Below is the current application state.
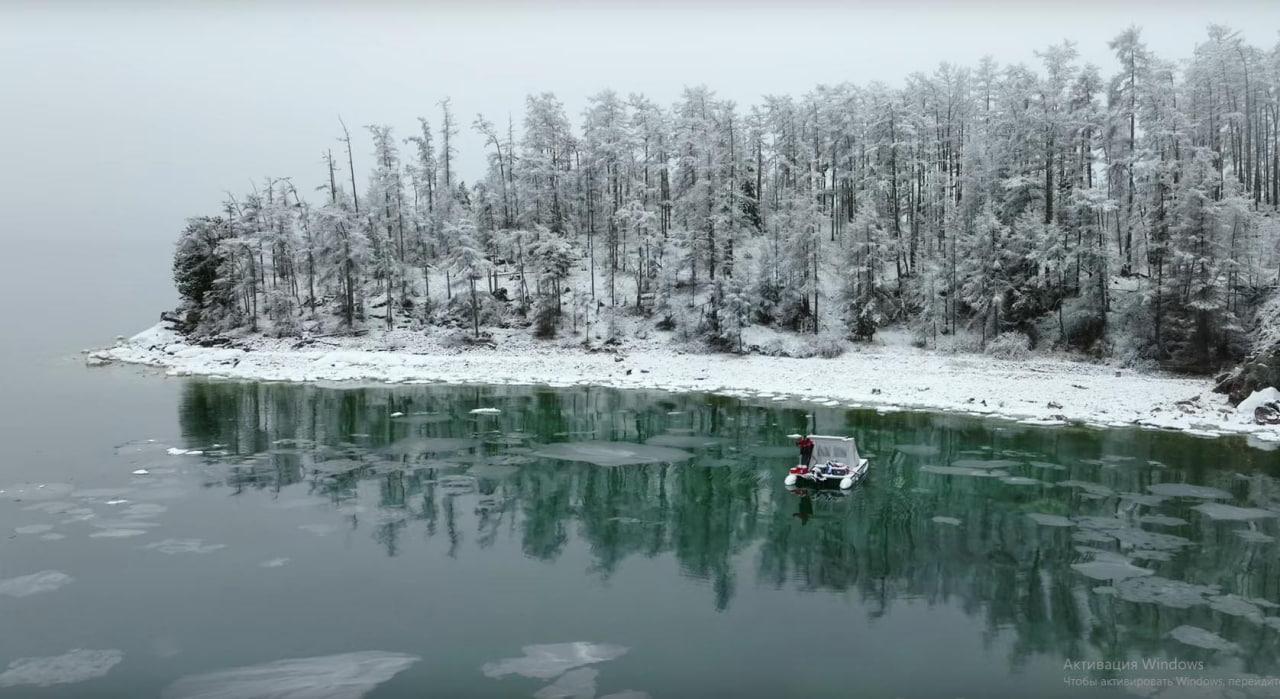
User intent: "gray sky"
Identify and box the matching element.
[2,0,1278,247]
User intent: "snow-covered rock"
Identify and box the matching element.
[1237,387,1280,425]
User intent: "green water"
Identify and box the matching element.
[2,376,1279,698]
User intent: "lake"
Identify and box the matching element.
[2,369,1279,697]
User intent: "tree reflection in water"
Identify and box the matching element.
[179,380,1280,676]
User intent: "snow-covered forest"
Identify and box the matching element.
[172,26,1280,376]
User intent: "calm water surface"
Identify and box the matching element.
[2,367,1279,698]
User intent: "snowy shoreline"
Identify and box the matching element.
[91,324,1280,448]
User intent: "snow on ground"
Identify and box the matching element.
[90,323,1280,448]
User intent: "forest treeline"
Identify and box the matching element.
[173,26,1280,374]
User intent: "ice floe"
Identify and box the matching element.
[919,465,1008,478]
[0,570,73,597]
[532,442,693,467]
[1191,503,1278,521]
[1168,625,1239,653]
[0,483,74,501]
[533,668,598,699]
[0,649,123,688]
[481,642,629,680]
[90,529,149,539]
[1071,557,1154,581]
[1113,576,1220,609]
[1138,515,1188,527]
[1026,513,1075,527]
[144,539,226,555]
[1056,481,1116,498]
[642,434,722,449]
[894,445,941,457]
[1145,483,1231,500]
[162,650,419,699]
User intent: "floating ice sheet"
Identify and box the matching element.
[533,442,692,467]
[1168,625,1239,653]
[1027,513,1074,527]
[533,668,598,699]
[951,459,1022,470]
[145,539,226,555]
[894,445,941,457]
[1192,503,1278,521]
[382,437,479,456]
[920,466,1008,478]
[1,483,74,501]
[1072,556,1154,581]
[162,650,419,699]
[1146,483,1231,500]
[389,412,451,425]
[643,434,721,449]
[1056,481,1116,497]
[0,570,72,597]
[0,649,123,688]
[481,642,629,680]
[1139,515,1188,527]
[1209,594,1264,622]
[90,529,148,539]
[1113,576,1219,609]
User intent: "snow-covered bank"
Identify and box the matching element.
[91,324,1280,448]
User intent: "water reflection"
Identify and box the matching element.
[176,380,1280,684]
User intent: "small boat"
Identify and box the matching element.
[783,435,869,490]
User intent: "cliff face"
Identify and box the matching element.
[1216,291,1280,407]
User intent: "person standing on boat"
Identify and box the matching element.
[796,435,815,468]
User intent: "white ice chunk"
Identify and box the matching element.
[1027,513,1075,527]
[0,570,73,597]
[533,442,692,467]
[90,529,148,539]
[533,668,598,699]
[0,649,123,688]
[481,642,629,680]
[1168,625,1240,653]
[1072,559,1154,581]
[144,539,226,555]
[643,434,721,449]
[1192,503,1278,521]
[1146,483,1231,500]
[162,651,419,699]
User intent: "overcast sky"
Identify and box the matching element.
[2,0,1278,247]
